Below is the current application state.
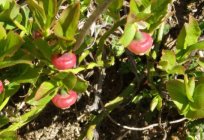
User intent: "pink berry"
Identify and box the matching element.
[127,32,153,55]
[51,52,77,70]
[52,90,78,109]
[0,81,4,94]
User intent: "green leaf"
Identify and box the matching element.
[10,67,41,84]
[33,39,52,61]
[84,0,91,5]
[63,73,77,90]
[191,83,204,110]
[52,72,87,92]
[63,67,85,74]
[73,77,88,93]
[170,65,185,74]
[119,23,137,47]
[0,24,6,40]
[0,83,20,111]
[86,62,100,69]
[0,0,12,10]
[21,5,31,31]
[184,76,195,102]
[140,0,151,8]
[150,95,162,112]
[157,51,184,73]
[131,94,144,104]
[52,72,69,80]
[156,95,162,111]
[197,58,204,68]
[97,0,123,12]
[166,80,189,114]
[32,88,58,106]
[157,50,176,72]
[54,2,80,41]
[186,40,204,54]
[150,96,159,112]
[39,0,57,20]
[0,92,3,104]
[78,50,90,64]
[109,0,123,12]
[4,83,20,99]
[0,116,9,128]
[26,81,58,106]
[21,37,46,61]
[177,40,204,60]
[127,0,153,24]
[148,0,172,32]
[0,131,17,140]
[176,16,201,50]
[133,0,151,9]
[34,81,55,101]
[26,0,46,30]
[21,5,30,24]
[186,109,204,119]
[62,62,103,74]
[130,0,139,14]
[0,1,20,23]
[8,2,20,20]
[0,60,32,69]
[38,0,57,29]
[0,31,24,61]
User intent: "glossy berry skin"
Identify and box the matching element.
[51,53,76,70]
[32,30,42,39]
[52,90,78,109]
[127,32,153,55]
[0,81,3,94]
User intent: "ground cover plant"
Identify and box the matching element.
[1,0,204,139]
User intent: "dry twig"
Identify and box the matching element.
[107,114,187,131]
[73,0,115,51]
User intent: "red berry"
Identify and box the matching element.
[32,30,43,39]
[0,81,3,94]
[127,32,153,55]
[51,53,77,70]
[52,90,78,109]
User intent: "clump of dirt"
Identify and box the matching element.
[18,99,90,140]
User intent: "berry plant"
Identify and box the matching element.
[0,0,204,139]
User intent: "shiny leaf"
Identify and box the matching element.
[150,96,159,112]
[119,23,137,47]
[158,50,176,72]
[166,80,189,115]
[191,84,204,110]
[0,60,32,69]
[34,81,55,101]
[63,73,77,90]
[176,16,201,50]
[0,31,23,61]
[54,2,80,41]
[26,0,46,29]
[73,77,88,93]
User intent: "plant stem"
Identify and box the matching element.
[96,17,126,61]
[79,80,137,140]
[107,115,186,131]
[73,0,115,51]
[98,17,126,48]
[157,22,165,42]
[13,20,28,34]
